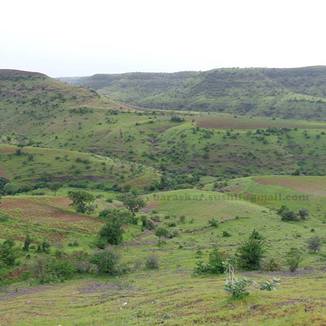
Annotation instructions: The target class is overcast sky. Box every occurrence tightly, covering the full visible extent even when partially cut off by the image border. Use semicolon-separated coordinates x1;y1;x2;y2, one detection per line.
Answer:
1;0;326;77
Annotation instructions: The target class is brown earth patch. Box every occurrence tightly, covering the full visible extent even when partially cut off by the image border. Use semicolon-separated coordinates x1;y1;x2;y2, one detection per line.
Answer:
0;197;101;224
254;176;326;197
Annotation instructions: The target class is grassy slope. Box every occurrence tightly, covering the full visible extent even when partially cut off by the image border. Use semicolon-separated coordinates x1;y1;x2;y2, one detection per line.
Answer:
1;182;326;325
63;66;326;120
0;144;159;191
1;272;326;326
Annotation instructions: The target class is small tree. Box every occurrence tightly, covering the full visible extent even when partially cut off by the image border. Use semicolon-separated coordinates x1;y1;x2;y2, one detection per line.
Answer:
286;248;303;272
68;191;95;214
0;239;18;266
119;193;145;215
237;230;265;270
99;218;124;245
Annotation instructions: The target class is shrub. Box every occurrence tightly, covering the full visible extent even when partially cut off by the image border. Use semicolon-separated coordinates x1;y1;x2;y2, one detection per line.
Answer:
118;193;145;215
298;208;309;220
99;208;134;224
23;235;32;252
286;248;303;272
260;278;280;291
262;258;280;272
237;230;265;270
0;240;18;267
68;190;95;214
90;249;121;275
208;218;219;228
207;249;226;274
225;277;252;299
99;218;124;246
145;255;159;270
31;256;76;283
307;236;321;253
194;248;226;275
222;231;231;237
155;227;169;244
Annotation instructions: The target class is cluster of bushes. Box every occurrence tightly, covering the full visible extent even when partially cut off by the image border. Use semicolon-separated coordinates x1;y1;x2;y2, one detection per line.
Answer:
194;229;319;277
277;206;309;221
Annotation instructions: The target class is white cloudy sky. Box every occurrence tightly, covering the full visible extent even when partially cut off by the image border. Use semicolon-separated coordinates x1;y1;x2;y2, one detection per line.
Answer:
1;0;326;77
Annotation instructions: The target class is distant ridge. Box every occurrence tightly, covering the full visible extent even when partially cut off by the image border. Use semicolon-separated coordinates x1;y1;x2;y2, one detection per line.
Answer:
61;66;326;120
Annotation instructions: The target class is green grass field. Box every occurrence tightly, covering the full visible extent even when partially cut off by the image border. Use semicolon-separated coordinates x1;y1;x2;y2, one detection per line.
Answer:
1;70;326;325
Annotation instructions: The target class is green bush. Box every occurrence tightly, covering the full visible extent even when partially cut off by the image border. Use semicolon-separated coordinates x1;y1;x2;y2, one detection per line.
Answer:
286;248;303;272
90;249;121;275
31;256;76;284
99;217;124;246
145;255;159;270
237;230;265;270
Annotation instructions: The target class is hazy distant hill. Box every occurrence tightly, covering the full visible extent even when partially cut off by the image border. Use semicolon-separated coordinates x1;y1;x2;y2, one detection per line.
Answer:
61;66;326;120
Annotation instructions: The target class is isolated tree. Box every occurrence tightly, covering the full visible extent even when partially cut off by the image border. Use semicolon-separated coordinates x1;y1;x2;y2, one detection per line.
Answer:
99;217;124;245
68;190;95;214
119;193;145;215
237;230;265;270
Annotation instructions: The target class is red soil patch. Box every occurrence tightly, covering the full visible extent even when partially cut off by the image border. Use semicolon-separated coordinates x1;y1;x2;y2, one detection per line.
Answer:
0;166;7;178
0;197;100;224
196;116;277;129
254;176;326;197
0;146;16;154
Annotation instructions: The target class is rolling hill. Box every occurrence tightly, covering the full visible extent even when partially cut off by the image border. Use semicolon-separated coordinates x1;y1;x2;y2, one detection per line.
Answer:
62;66;326;120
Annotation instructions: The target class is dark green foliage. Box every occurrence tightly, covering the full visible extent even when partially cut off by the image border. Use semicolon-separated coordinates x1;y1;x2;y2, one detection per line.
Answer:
90;249;121;275
37;241;50;254
99;208;134;224
118;193;145;215
31;255;76;284
68;190;95;214
99;217;124;246
237;230;265;270
23;235;32;252
155;227;169;242
208;218;219;228
194;248;226;275
0;240;18;267
170;115;185;123
277;206;309;222
0;177;8;195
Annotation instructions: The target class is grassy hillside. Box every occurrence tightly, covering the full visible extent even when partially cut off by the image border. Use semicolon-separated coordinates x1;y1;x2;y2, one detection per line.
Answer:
1;182;326;325
63;66;326;120
2;69;326;325
0;144;159;192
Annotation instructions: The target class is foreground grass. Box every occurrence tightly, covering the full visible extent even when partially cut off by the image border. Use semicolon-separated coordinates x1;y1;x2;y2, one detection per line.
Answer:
1;271;326;325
